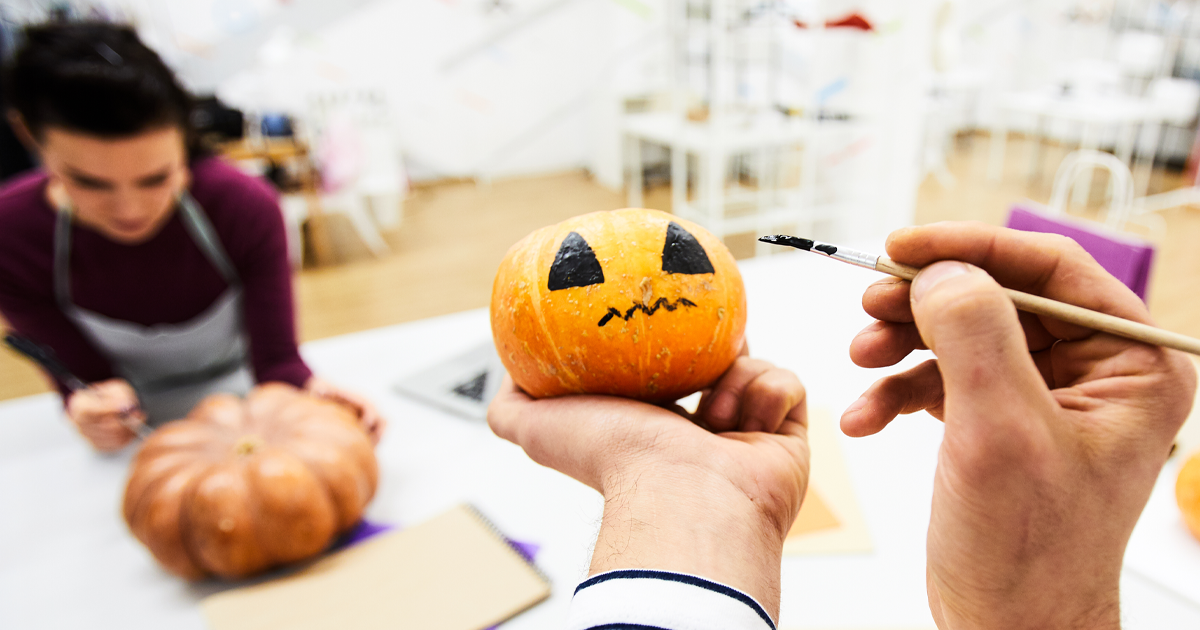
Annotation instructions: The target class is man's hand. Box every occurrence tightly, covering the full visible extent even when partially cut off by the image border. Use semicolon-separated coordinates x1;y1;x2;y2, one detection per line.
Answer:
305;376;386;445
842;222;1197;630
65;378;145;452
488;353;809;619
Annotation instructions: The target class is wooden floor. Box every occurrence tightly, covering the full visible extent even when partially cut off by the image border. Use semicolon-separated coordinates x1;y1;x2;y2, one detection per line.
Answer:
2;133;1199;400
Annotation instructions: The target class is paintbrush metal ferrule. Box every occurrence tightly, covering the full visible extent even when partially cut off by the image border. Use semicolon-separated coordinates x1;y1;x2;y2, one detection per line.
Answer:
807;240;880;270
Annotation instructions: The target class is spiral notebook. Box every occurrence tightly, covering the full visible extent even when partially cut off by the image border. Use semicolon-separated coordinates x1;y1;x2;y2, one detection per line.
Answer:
202;504;551;630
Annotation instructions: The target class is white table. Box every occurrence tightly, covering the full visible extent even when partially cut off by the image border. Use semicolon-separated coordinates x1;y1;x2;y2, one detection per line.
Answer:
622;112;856;256
986;89;1162;204
3;247;1199;629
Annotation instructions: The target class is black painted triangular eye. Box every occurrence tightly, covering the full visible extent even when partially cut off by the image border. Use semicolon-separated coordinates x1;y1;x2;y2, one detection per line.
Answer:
662;221;715;275
548;231;605;291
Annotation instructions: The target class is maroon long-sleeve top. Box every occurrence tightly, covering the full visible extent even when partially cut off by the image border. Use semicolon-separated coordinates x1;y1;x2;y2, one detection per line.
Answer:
0;157;313;397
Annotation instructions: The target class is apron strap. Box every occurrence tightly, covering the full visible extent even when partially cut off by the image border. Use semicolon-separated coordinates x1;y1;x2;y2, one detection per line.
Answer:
177;192;241;287
52;206;74;309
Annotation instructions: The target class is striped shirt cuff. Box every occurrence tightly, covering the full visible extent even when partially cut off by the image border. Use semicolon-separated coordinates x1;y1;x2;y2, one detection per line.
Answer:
566;569;776;630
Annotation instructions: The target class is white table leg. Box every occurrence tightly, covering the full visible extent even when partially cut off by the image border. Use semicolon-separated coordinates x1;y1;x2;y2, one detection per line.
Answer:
1027;113;1047;184
671;143;687;217
755;148;772;257
1133;122;1162;198
703;145;726;240
1072;122;1100;207
987;116;1009;182
1116;121;1137;165
627;134;644;208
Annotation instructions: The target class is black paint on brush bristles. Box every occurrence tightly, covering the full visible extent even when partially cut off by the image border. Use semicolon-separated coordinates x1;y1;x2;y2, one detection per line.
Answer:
758;235;814;250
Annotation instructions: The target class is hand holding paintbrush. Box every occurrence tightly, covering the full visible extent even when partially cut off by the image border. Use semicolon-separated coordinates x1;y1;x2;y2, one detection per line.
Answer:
4;333;150;448
768;223;1195;628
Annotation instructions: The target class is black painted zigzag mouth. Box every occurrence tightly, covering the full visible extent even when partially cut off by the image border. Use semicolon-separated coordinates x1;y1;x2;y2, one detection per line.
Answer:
598;297;698;327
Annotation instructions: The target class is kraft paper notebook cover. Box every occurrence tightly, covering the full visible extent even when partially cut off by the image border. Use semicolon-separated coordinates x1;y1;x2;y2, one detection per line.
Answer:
202;504;551;630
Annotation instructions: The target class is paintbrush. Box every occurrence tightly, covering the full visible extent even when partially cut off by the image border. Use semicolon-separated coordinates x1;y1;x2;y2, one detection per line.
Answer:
759;235;1200;356
4;333;151;438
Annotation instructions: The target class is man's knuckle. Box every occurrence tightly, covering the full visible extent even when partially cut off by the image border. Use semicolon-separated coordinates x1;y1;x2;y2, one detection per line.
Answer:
932;287;1009;327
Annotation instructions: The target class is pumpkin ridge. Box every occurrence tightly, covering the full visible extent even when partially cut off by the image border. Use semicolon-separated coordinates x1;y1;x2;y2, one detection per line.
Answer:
124;453;206;527
243;454;278;567
244;448;337;565
629;212;651;399
132;463;210;578
529;226;582;392
288;438;356;532
178;460;222;576
286;414;378;530
698;216;740;381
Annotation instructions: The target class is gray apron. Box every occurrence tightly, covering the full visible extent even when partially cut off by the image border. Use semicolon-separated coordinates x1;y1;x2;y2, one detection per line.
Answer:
54;193;254;426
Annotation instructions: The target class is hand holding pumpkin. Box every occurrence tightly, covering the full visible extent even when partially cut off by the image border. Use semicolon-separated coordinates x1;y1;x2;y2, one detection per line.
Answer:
65;378;146;452
843;222;1197;630
487;354;809;619
304;376;386;444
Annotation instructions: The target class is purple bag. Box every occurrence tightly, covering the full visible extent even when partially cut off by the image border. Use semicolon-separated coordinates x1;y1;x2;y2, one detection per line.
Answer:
1004;150;1156;301
1005;204;1155;301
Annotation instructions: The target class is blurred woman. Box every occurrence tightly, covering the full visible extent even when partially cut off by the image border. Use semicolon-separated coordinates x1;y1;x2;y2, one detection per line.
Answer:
0;22;383;451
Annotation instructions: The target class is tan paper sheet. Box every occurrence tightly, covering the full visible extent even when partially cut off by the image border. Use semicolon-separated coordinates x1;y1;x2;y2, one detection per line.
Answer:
202;504;550;630
784;408;873;555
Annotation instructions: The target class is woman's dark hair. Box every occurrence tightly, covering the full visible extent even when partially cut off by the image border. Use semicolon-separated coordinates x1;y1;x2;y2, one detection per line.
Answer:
3;21;199;154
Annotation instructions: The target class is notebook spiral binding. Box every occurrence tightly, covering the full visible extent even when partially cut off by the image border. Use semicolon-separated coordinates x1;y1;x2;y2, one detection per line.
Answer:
463;504;552;588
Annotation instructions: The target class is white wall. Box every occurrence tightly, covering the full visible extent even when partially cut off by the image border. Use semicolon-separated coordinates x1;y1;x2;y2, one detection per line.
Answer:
212;0;665;181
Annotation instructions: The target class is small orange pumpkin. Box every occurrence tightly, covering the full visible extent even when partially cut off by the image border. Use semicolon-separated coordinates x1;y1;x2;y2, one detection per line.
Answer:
122;384;378;580
1179;451;1200;542
491;208;746;402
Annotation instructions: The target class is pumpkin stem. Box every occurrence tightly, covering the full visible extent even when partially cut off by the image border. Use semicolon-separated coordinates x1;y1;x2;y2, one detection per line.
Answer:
233;435;263;455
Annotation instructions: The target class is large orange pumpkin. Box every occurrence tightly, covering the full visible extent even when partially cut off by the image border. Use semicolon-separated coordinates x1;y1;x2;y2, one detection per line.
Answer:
122;384;378;580
491;208;746;402
1179;451;1200;541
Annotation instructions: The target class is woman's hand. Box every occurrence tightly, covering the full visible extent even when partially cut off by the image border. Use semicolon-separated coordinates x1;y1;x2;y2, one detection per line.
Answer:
488;353;810;618
844;223;1197;630
305;376;386;445
65;378;145;452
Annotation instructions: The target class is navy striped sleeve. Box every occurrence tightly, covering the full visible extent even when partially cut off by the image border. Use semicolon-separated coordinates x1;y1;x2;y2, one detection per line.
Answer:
566;569;776;630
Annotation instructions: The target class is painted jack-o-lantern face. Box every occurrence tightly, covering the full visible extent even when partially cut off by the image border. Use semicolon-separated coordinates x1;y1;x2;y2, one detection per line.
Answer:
491;208;746;402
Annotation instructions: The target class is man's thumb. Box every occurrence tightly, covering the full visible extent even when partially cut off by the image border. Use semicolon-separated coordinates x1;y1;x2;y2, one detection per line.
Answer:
910;261;1050;422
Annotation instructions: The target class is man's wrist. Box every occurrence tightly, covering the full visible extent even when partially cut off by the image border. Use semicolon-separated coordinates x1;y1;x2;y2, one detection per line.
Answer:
931;572;1121;630
591;462;791;618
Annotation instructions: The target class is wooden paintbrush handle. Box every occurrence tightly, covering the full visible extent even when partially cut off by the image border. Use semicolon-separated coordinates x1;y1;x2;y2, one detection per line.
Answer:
875;258;919;280
1004;290;1200;355
876;257;1200;356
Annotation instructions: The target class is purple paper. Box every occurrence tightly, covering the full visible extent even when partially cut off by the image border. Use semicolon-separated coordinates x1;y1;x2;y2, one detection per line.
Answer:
335;519;397;549
1006;204;1155;301
507;539;541;564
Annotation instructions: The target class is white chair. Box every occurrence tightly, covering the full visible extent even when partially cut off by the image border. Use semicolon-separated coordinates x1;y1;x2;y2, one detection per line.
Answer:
1131;77;1200;196
1116;30;1166;92
988;32;1167;189
1133;78;1200;215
